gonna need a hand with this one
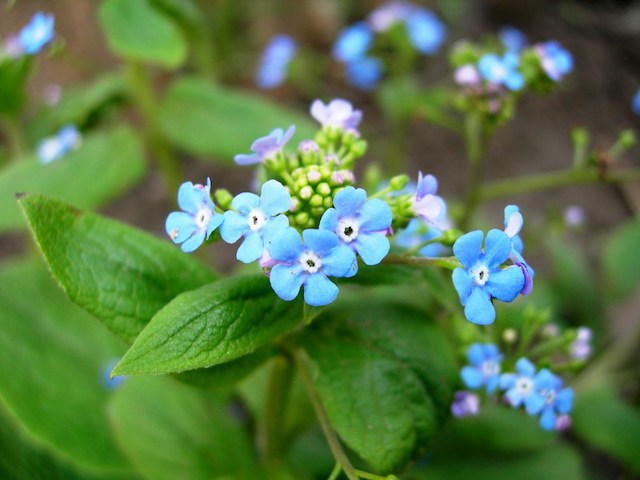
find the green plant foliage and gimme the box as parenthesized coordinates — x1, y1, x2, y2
(113, 276, 303, 376)
(18, 194, 217, 342)
(0, 57, 31, 116)
(109, 376, 258, 480)
(603, 217, 640, 301)
(0, 259, 133, 475)
(99, 0, 187, 69)
(158, 77, 317, 161)
(302, 299, 458, 473)
(0, 127, 146, 233)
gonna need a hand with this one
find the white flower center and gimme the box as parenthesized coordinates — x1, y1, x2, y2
(248, 208, 267, 232)
(337, 217, 359, 243)
(481, 360, 500, 377)
(514, 377, 534, 396)
(470, 263, 490, 286)
(545, 389, 556, 405)
(195, 207, 212, 229)
(300, 251, 322, 274)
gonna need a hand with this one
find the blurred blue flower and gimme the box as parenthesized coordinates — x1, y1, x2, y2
(632, 88, 640, 115)
(405, 8, 446, 55)
(535, 369, 574, 431)
(234, 125, 295, 165)
(310, 98, 362, 132)
(570, 327, 592, 360)
(412, 172, 449, 231)
(503, 205, 534, 295)
(320, 186, 392, 267)
(333, 22, 373, 62)
(368, 1, 414, 32)
(255, 34, 297, 89)
(452, 229, 525, 325)
(535, 41, 573, 82)
(499, 26, 527, 53)
(37, 124, 81, 164)
(268, 228, 356, 306)
(499, 358, 546, 415)
(165, 178, 223, 253)
(345, 55, 384, 91)
(19, 12, 54, 55)
(478, 52, 524, 91)
(460, 343, 502, 393)
(451, 391, 481, 417)
(221, 180, 292, 263)
(394, 218, 445, 257)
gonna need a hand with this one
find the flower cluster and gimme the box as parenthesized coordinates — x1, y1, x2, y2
(332, 1, 446, 90)
(37, 124, 82, 164)
(255, 34, 298, 89)
(454, 343, 574, 431)
(1, 12, 54, 59)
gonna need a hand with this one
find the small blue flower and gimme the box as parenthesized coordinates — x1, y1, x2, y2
(499, 358, 547, 415)
(268, 228, 356, 306)
(452, 229, 525, 325)
(234, 125, 295, 166)
(220, 180, 292, 263)
(503, 205, 534, 295)
(345, 55, 384, 91)
(333, 22, 373, 62)
(535, 41, 573, 82)
(632, 88, 640, 115)
(413, 172, 450, 231)
(165, 179, 223, 253)
(19, 12, 54, 55)
(319, 186, 392, 267)
(255, 34, 298, 89)
(310, 98, 363, 132)
(451, 391, 481, 417)
(478, 52, 524, 91)
(535, 369, 573, 431)
(405, 8, 446, 55)
(394, 218, 445, 257)
(37, 124, 81, 164)
(499, 26, 527, 53)
(460, 343, 502, 393)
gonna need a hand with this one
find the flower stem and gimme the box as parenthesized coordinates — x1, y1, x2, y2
(382, 253, 461, 270)
(294, 348, 359, 480)
(0, 115, 26, 162)
(459, 113, 489, 230)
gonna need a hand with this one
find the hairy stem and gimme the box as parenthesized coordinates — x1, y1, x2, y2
(459, 113, 488, 230)
(383, 253, 461, 270)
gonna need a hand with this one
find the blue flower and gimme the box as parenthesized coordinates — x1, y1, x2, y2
(460, 343, 502, 393)
(345, 55, 384, 91)
(405, 8, 446, 55)
(165, 179, 223, 253)
(37, 124, 81, 164)
(632, 88, 640, 115)
(268, 228, 356, 306)
(451, 391, 481, 417)
(412, 172, 450, 231)
(452, 229, 525, 325)
(310, 99, 363, 132)
(503, 205, 534, 295)
(535, 369, 574, 431)
(499, 358, 547, 415)
(535, 41, 573, 82)
(394, 218, 445, 257)
(19, 12, 54, 55)
(255, 34, 298, 89)
(220, 180, 292, 263)
(234, 125, 295, 166)
(478, 52, 524, 91)
(319, 186, 392, 267)
(499, 26, 527, 53)
(333, 22, 373, 62)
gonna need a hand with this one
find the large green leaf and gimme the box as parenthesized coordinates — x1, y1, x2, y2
(302, 299, 458, 473)
(602, 217, 640, 301)
(158, 77, 317, 161)
(0, 259, 133, 475)
(18, 194, 217, 342)
(109, 376, 258, 480)
(99, 0, 187, 68)
(0, 127, 146, 233)
(113, 275, 302, 376)
(572, 384, 640, 473)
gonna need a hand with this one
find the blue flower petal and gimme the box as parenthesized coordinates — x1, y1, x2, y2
(515, 357, 536, 377)
(260, 180, 291, 216)
(483, 229, 512, 269)
(268, 228, 303, 262)
(220, 211, 249, 243)
(180, 230, 206, 253)
(461, 366, 483, 389)
(485, 266, 524, 302)
(453, 230, 483, 268)
(206, 213, 224, 238)
(236, 232, 264, 263)
(452, 268, 472, 304)
(262, 215, 290, 244)
(322, 245, 357, 277)
(524, 393, 545, 415)
(177, 182, 202, 213)
(505, 388, 524, 407)
(231, 192, 260, 213)
(467, 343, 485, 366)
(499, 373, 517, 390)
(345, 56, 383, 90)
(270, 264, 304, 301)
(464, 287, 495, 325)
(234, 153, 260, 165)
(165, 212, 196, 244)
(354, 232, 389, 265)
(358, 198, 392, 232)
(333, 187, 367, 217)
(303, 229, 339, 256)
(555, 389, 573, 414)
(416, 172, 438, 198)
(486, 375, 500, 393)
(304, 273, 339, 306)
(539, 408, 556, 431)
(333, 22, 372, 62)
(319, 208, 339, 232)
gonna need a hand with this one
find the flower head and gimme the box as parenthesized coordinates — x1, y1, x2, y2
(404, 7, 446, 55)
(503, 205, 534, 295)
(319, 186, 392, 268)
(268, 228, 356, 306)
(499, 26, 527, 53)
(460, 343, 502, 393)
(333, 22, 372, 62)
(535, 41, 573, 82)
(412, 172, 449, 231)
(234, 125, 295, 166)
(535, 369, 574, 431)
(220, 180, 292, 263)
(255, 34, 298, 89)
(570, 327, 592, 360)
(165, 179, 223, 253)
(37, 125, 81, 164)
(451, 391, 481, 417)
(310, 99, 363, 132)
(452, 229, 525, 325)
(19, 12, 54, 55)
(478, 52, 524, 91)
(499, 358, 547, 415)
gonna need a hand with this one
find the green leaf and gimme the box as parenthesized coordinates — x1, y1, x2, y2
(0, 56, 31, 116)
(113, 275, 302, 376)
(109, 376, 258, 480)
(158, 76, 317, 161)
(302, 299, 458, 473)
(18, 194, 217, 342)
(0, 259, 133, 475)
(572, 384, 640, 473)
(603, 217, 640, 301)
(99, 0, 187, 68)
(0, 126, 146, 233)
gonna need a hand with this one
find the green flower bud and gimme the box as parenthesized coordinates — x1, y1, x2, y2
(309, 194, 323, 207)
(389, 174, 410, 191)
(317, 182, 331, 196)
(213, 188, 233, 210)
